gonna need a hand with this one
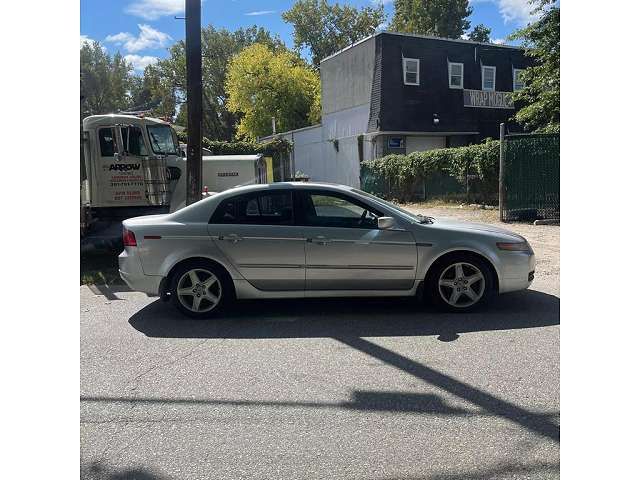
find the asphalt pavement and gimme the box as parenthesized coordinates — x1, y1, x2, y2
(81, 257, 559, 480)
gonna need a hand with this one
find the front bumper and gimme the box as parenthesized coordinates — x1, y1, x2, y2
(498, 250, 536, 294)
(118, 248, 162, 296)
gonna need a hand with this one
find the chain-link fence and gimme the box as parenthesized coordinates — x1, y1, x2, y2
(360, 169, 467, 203)
(501, 133, 560, 222)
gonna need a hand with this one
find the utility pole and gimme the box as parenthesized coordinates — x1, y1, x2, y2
(185, 0, 202, 205)
(499, 123, 506, 222)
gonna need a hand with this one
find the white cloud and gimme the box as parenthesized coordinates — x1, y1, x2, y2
(245, 10, 276, 16)
(470, 0, 541, 26)
(105, 24, 172, 53)
(80, 34, 107, 52)
(124, 0, 184, 20)
(80, 34, 93, 48)
(124, 54, 159, 73)
(491, 37, 506, 44)
(496, 0, 540, 25)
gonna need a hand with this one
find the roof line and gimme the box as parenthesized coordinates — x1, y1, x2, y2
(258, 123, 322, 141)
(319, 30, 522, 64)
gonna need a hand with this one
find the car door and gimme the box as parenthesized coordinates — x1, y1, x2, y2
(208, 189, 305, 291)
(296, 190, 417, 291)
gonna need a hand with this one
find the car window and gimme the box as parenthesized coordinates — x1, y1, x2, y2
(98, 128, 118, 157)
(211, 191, 293, 225)
(301, 192, 379, 228)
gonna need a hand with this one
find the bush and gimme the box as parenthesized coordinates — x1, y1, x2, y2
(176, 131, 291, 157)
(361, 139, 500, 204)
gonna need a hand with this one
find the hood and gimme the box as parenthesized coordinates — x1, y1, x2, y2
(430, 217, 526, 241)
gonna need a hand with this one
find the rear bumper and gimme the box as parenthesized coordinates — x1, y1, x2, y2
(118, 249, 163, 296)
(498, 251, 536, 294)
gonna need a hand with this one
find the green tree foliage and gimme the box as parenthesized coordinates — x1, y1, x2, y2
(152, 26, 285, 140)
(468, 24, 491, 43)
(282, 0, 386, 67)
(510, 1, 560, 133)
(390, 0, 472, 38)
(225, 44, 321, 140)
(80, 42, 133, 117)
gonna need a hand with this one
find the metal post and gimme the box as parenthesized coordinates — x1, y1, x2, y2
(499, 123, 506, 222)
(185, 0, 202, 205)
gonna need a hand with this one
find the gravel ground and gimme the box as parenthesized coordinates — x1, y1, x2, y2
(80, 206, 560, 480)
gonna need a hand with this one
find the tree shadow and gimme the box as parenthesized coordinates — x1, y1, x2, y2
(129, 289, 559, 340)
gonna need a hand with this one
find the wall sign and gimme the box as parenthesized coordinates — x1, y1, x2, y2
(463, 89, 514, 109)
(388, 137, 405, 148)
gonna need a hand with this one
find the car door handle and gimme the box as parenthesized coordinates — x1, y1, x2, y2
(308, 236, 330, 245)
(218, 234, 243, 243)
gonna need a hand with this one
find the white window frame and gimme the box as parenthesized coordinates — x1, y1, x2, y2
(482, 65, 496, 91)
(403, 57, 420, 86)
(513, 68, 525, 91)
(448, 62, 464, 89)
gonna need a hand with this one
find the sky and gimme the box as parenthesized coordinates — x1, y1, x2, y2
(80, 0, 540, 73)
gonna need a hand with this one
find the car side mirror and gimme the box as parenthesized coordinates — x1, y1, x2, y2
(377, 216, 395, 229)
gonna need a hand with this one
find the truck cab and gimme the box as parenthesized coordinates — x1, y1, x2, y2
(81, 114, 182, 221)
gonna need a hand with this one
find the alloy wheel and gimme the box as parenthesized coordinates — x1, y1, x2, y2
(176, 268, 222, 313)
(438, 262, 486, 308)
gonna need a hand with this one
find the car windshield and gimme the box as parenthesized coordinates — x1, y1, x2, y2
(350, 188, 426, 223)
(147, 124, 179, 155)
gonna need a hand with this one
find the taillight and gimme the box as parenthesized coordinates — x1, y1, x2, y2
(123, 227, 137, 247)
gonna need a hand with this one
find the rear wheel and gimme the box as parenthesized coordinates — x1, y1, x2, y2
(426, 254, 495, 312)
(170, 262, 231, 318)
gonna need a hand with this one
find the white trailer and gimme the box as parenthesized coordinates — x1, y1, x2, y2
(81, 114, 268, 248)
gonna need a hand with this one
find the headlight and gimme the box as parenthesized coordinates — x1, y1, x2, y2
(496, 241, 530, 252)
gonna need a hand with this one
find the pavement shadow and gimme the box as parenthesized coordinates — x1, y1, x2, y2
(129, 289, 559, 340)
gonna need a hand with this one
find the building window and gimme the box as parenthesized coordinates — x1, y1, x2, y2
(513, 68, 525, 91)
(388, 137, 405, 149)
(403, 58, 420, 85)
(448, 62, 464, 89)
(482, 65, 496, 91)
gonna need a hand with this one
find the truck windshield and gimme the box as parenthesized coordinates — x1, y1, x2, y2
(147, 125, 178, 155)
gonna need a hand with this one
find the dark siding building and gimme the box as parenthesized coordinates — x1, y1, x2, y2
(370, 32, 531, 149)
(261, 31, 532, 187)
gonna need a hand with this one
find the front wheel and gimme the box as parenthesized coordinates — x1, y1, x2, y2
(426, 254, 495, 312)
(170, 262, 230, 318)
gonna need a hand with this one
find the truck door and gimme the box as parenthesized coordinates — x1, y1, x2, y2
(93, 126, 146, 207)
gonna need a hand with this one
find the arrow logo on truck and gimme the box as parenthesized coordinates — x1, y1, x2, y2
(108, 164, 141, 171)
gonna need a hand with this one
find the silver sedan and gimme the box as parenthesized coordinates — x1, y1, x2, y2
(119, 183, 535, 318)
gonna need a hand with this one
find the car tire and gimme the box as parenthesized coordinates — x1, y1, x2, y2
(169, 261, 233, 319)
(426, 253, 495, 312)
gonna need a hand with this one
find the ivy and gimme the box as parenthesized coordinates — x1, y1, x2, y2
(361, 140, 500, 203)
(176, 130, 291, 158)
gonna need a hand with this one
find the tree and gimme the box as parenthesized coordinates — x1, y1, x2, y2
(509, 0, 560, 133)
(390, 0, 472, 39)
(468, 24, 491, 43)
(152, 26, 285, 140)
(225, 44, 321, 140)
(282, 0, 385, 68)
(80, 41, 134, 117)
